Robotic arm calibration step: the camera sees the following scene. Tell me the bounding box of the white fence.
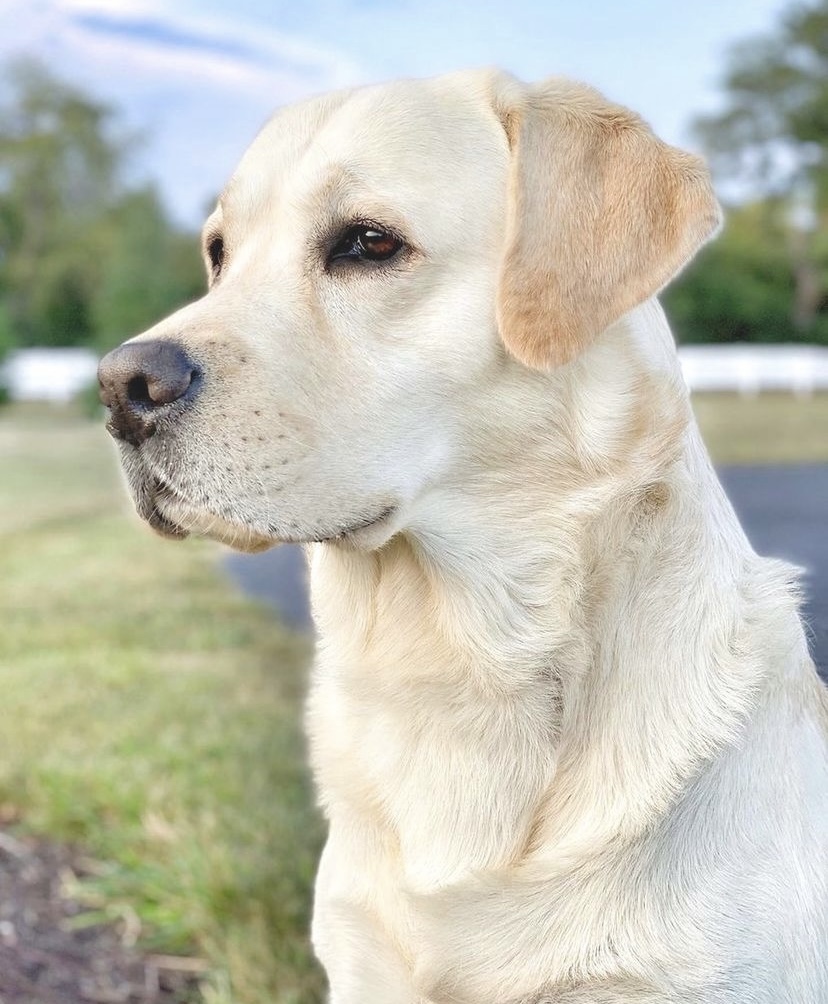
[1,348,99,403]
[678,344,828,396]
[2,344,828,402]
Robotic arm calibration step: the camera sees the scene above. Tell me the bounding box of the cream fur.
[105,70,828,1003]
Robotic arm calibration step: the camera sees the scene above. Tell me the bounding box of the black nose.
[98,340,201,445]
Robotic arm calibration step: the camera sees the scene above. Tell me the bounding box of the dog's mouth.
[132,475,192,540]
[133,474,189,540]
[122,450,397,553]
[312,505,396,544]
[135,473,279,553]
[119,464,179,539]
[122,457,275,553]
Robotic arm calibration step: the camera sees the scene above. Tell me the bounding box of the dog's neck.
[307,301,797,888]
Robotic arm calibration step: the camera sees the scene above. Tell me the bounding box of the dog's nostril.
[126,363,199,408]
[127,374,154,407]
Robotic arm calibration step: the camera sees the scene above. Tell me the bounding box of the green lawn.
[0,405,325,1004]
[0,393,825,1003]
[691,391,828,464]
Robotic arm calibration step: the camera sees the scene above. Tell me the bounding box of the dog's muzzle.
[98,340,202,447]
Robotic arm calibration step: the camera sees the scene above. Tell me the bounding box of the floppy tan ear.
[493,77,722,369]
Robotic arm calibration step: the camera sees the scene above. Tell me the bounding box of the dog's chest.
[307,647,558,892]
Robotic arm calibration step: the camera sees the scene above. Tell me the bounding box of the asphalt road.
[224,465,827,678]
[719,466,827,679]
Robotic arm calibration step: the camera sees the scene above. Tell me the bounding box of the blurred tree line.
[0,59,204,359]
[663,0,828,344]
[2,0,828,353]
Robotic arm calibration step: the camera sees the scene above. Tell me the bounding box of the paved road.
[224,465,827,677]
[718,466,827,679]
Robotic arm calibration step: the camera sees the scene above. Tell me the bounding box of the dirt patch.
[0,829,203,1003]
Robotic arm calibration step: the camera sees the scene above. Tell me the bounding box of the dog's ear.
[492,76,722,369]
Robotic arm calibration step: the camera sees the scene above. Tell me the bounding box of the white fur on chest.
[307,541,564,892]
[304,486,826,1004]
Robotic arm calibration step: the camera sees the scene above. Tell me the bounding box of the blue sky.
[0,0,791,226]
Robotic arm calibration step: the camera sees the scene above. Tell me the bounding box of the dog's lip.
[311,505,396,544]
[138,475,190,539]
[145,472,393,547]
[143,477,273,550]
[127,450,397,548]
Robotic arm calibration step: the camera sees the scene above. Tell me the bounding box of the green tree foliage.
[668,0,828,344]
[664,200,800,343]
[0,58,203,354]
[695,1,828,206]
[93,187,204,351]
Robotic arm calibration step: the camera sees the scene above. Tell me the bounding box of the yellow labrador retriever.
[98,71,828,1003]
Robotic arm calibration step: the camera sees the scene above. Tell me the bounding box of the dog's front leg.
[313,898,420,1004]
[313,836,421,1004]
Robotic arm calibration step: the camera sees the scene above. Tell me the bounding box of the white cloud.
[0,0,362,224]
[57,0,360,92]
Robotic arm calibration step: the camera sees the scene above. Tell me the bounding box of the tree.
[663,201,799,344]
[93,187,205,351]
[0,59,124,346]
[0,58,202,354]
[695,1,828,203]
[690,0,828,338]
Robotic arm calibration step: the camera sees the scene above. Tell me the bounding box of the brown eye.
[207,235,224,279]
[328,224,403,265]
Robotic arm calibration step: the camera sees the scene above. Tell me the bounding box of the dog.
[98,70,828,1003]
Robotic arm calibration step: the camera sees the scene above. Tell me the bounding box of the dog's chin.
[126,473,276,553]
[151,494,278,554]
[129,470,399,554]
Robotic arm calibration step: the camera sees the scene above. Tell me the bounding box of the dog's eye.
[207,235,225,279]
[328,225,403,265]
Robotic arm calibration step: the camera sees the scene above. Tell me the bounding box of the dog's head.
[98,70,720,552]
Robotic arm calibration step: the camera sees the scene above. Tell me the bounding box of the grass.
[0,404,325,1003]
[0,392,825,1002]
[691,391,828,464]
